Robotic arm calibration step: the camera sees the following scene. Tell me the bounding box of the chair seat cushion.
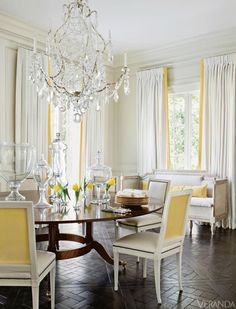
[0,250,55,279]
[37,250,55,276]
[190,197,213,207]
[118,213,162,228]
[113,231,159,253]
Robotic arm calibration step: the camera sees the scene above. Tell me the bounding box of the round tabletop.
[0,190,163,224]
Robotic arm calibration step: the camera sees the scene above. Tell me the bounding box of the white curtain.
[15,48,48,160]
[202,54,236,229]
[65,111,81,185]
[137,68,168,175]
[82,96,105,177]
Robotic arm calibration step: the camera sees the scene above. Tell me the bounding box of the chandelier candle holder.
[30,0,130,122]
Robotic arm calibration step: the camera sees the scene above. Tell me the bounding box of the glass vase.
[0,143,35,201]
[103,189,110,202]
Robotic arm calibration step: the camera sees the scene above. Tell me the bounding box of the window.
[168,91,200,170]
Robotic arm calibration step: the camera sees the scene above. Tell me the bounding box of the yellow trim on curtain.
[197,60,204,170]
[79,116,84,179]
[164,66,171,169]
[48,105,51,163]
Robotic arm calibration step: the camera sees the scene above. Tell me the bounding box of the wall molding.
[0,11,47,50]
[1,11,236,71]
[114,27,236,69]
[2,11,236,73]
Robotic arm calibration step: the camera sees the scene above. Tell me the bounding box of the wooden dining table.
[0,190,163,265]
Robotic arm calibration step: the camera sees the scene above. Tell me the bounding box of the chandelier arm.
[80,0,107,53]
[47,12,70,80]
[96,67,128,93]
[49,53,66,80]
[54,3,74,41]
[39,64,80,97]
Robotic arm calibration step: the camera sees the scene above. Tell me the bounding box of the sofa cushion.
[201,179,214,197]
[154,174,203,186]
[190,197,213,207]
[170,184,208,197]
[169,185,183,192]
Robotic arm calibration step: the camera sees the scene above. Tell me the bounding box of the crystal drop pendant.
[114,91,119,102]
[96,102,101,111]
[74,113,81,123]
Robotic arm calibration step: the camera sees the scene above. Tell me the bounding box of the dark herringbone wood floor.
[0,222,236,309]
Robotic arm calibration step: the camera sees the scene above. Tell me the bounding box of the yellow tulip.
[72,183,79,192]
[87,182,93,190]
[53,184,60,193]
[107,178,115,186]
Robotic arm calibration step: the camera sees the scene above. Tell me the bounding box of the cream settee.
[144,171,228,235]
[119,171,227,235]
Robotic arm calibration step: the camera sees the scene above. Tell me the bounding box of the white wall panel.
[0,41,17,191]
[5,47,16,142]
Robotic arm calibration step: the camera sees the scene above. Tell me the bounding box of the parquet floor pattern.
[0,222,236,308]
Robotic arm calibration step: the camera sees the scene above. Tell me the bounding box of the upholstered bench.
[143,171,228,235]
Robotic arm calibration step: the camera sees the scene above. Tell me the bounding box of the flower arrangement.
[72,178,93,206]
[53,182,70,203]
[72,183,82,205]
[105,178,116,192]
[83,177,93,193]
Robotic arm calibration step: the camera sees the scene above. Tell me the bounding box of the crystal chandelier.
[29,0,130,123]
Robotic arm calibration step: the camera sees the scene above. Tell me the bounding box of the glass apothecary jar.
[49,132,68,197]
[33,154,53,208]
[87,151,112,204]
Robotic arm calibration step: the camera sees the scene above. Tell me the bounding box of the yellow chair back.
[0,204,32,265]
[164,194,190,241]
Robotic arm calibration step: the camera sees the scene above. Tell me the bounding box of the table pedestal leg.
[85,222,126,266]
[47,223,59,253]
[40,222,126,266]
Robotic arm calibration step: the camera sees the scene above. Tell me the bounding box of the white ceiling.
[1,0,236,54]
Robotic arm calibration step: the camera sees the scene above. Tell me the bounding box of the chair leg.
[115,222,119,240]
[143,258,147,278]
[154,259,161,304]
[114,250,119,291]
[189,220,193,234]
[176,252,183,291]
[137,256,140,263]
[32,284,39,309]
[50,266,56,309]
[210,223,215,236]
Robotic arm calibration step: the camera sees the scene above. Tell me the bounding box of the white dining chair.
[0,201,56,309]
[115,179,170,239]
[113,190,192,304]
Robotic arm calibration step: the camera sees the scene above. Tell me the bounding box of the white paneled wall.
[0,40,17,191]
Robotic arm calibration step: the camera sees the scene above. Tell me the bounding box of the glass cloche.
[49,132,68,191]
[87,151,112,204]
[33,154,53,208]
[0,143,35,201]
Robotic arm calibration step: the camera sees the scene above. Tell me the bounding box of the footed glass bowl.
[0,143,36,201]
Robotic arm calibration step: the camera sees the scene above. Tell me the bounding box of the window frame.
[168,90,200,170]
